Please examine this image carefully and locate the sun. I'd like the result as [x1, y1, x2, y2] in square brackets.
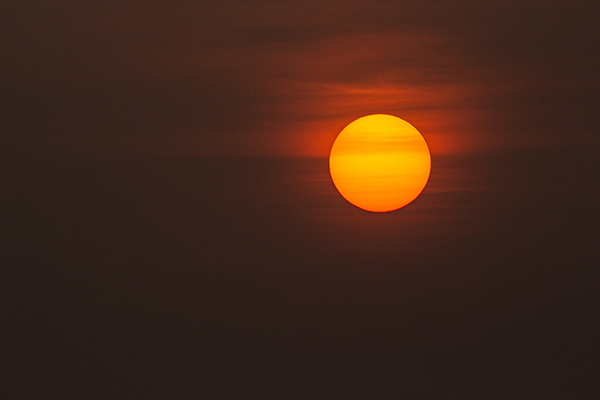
[329, 114, 431, 212]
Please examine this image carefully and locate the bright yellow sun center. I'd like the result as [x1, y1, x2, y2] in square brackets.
[329, 114, 431, 212]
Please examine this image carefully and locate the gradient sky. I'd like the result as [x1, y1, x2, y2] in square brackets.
[5, 0, 598, 157]
[4, 1, 599, 398]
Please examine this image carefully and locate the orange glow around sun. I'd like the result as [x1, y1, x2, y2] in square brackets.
[329, 114, 431, 212]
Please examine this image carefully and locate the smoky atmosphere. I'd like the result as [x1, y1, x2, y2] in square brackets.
[3, 0, 599, 398]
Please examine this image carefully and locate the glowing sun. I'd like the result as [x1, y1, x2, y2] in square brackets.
[329, 114, 431, 212]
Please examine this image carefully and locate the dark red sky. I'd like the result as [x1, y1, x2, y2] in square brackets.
[5, 0, 598, 157]
[4, 1, 599, 398]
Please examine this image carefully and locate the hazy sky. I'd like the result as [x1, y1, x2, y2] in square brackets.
[5, 0, 598, 157]
[4, 1, 600, 398]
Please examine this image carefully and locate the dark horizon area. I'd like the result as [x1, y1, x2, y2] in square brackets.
[4, 147, 598, 398]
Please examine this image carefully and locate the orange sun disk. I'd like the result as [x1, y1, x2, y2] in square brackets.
[329, 114, 431, 212]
